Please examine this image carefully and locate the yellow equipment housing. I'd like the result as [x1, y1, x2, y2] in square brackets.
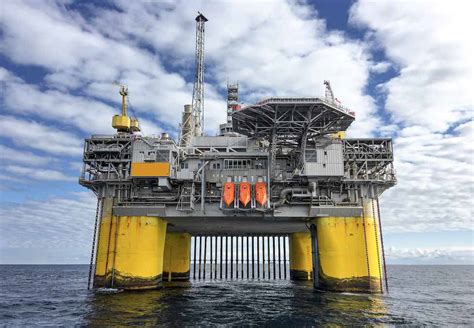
[112, 115, 131, 131]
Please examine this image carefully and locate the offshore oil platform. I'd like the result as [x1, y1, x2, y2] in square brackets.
[80, 13, 396, 293]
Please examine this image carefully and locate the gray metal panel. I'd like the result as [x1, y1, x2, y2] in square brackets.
[191, 136, 248, 147]
[304, 162, 344, 176]
[304, 142, 343, 176]
[113, 205, 166, 217]
[309, 206, 362, 217]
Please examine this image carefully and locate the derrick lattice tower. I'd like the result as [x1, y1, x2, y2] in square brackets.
[192, 12, 208, 137]
[324, 80, 335, 103]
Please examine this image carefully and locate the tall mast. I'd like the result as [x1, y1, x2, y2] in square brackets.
[192, 12, 208, 137]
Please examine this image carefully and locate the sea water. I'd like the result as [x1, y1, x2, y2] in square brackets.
[0, 265, 472, 326]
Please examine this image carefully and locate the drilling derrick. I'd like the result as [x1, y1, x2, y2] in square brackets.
[192, 12, 208, 137]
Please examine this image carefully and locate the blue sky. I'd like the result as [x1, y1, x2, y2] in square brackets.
[0, 0, 472, 264]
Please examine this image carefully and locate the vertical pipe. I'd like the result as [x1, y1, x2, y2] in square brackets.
[241, 236, 244, 279]
[110, 215, 120, 288]
[210, 236, 213, 279]
[362, 204, 372, 290]
[376, 198, 389, 293]
[230, 236, 234, 279]
[103, 201, 114, 288]
[236, 237, 239, 279]
[283, 235, 287, 279]
[246, 236, 249, 278]
[262, 237, 265, 279]
[220, 236, 223, 279]
[193, 236, 197, 279]
[252, 236, 255, 279]
[198, 236, 202, 280]
[278, 236, 281, 279]
[88, 198, 101, 290]
[203, 236, 207, 279]
[215, 236, 218, 279]
[257, 236, 260, 279]
[372, 200, 383, 293]
[225, 236, 228, 279]
[273, 236, 276, 280]
[310, 224, 319, 288]
[267, 236, 271, 279]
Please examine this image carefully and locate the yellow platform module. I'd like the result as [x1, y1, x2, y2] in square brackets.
[289, 233, 313, 280]
[331, 131, 346, 139]
[313, 199, 383, 293]
[131, 162, 170, 177]
[163, 232, 191, 281]
[94, 198, 168, 290]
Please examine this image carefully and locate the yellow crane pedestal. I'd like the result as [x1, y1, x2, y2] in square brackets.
[94, 198, 168, 290]
[289, 233, 313, 280]
[163, 232, 191, 281]
[312, 199, 383, 293]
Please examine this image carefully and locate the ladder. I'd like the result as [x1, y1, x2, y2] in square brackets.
[177, 184, 195, 211]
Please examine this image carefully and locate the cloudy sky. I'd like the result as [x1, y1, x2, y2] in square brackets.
[0, 0, 472, 264]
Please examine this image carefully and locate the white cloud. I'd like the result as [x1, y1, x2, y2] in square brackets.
[5, 165, 75, 181]
[370, 61, 391, 74]
[0, 192, 96, 251]
[380, 122, 473, 232]
[350, 0, 474, 132]
[0, 145, 53, 166]
[0, 115, 83, 156]
[386, 246, 474, 264]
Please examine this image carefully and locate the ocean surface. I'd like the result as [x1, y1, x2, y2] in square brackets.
[0, 265, 473, 326]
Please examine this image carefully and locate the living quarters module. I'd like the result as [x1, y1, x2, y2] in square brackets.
[79, 13, 396, 293]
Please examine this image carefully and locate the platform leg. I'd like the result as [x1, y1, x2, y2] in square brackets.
[312, 199, 383, 293]
[163, 232, 191, 281]
[94, 198, 168, 290]
[289, 232, 313, 280]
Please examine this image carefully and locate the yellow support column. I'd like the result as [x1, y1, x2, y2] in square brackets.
[94, 198, 167, 290]
[163, 232, 191, 281]
[313, 199, 383, 293]
[289, 232, 313, 280]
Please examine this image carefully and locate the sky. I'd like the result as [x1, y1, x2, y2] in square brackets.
[0, 0, 473, 265]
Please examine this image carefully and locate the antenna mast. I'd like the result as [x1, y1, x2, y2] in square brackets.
[192, 12, 208, 137]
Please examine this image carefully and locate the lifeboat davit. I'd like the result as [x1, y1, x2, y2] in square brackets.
[223, 182, 235, 207]
[254, 182, 267, 207]
[239, 182, 251, 207]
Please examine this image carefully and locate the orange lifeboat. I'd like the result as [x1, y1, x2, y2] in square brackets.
[239, 182, 251, 207]
[254, 182, 267, 207]
[223, 182, 235, 207]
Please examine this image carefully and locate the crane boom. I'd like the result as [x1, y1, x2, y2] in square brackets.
[324, 80, 335, 103]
